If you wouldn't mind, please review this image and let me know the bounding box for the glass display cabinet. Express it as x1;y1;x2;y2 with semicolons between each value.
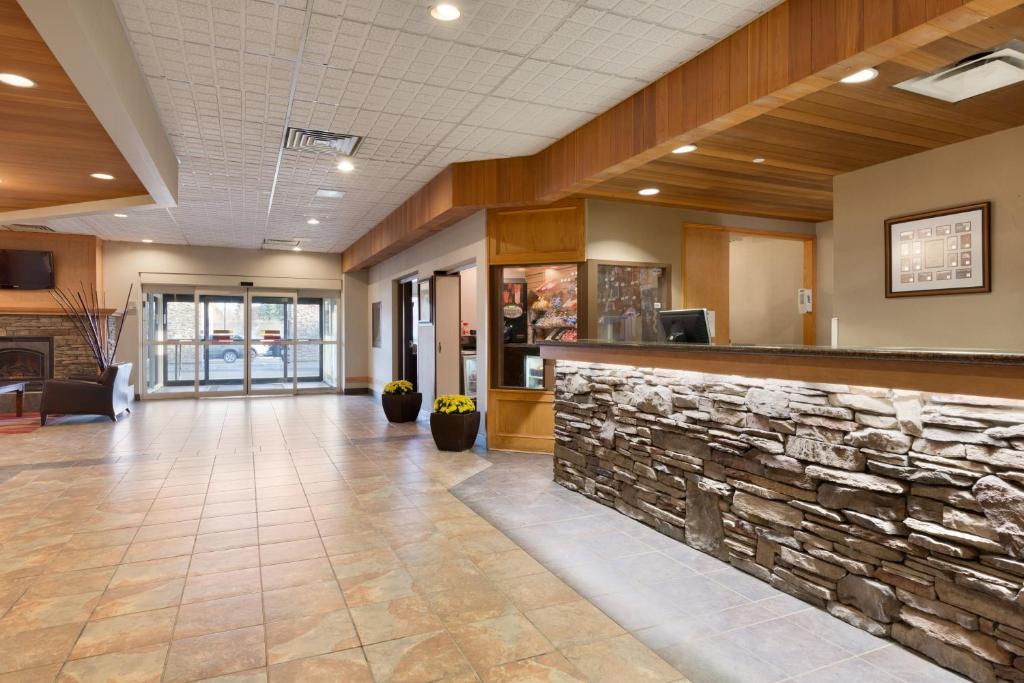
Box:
587;260;671;342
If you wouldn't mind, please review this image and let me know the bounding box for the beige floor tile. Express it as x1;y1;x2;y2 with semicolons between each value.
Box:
22;567;115;600
267;648;372;683
45;546;127;573
182;567;262;605
189;547;260;577
480;652;588;683
65;528;138;551
561;634;681;683
422;580;516;626
175;593;264;640
133;520;200;544
256;522;318;546
107;555;190;590
92;578;185;619
123;536;195;563
448;613;555;670
349;595;444;646
364;630;473;683
0;623;83;674
193;528;259;554
256;509;312;527
192;668;266;683
493;573;580;613
475;549;547;582
407;558;484;594
0;662;63;682
265;609;358;665
164;625;267;683
259;558;334;592
70;607;176;660
525;599;624;648
57;643;168;683
258;538;324;566
320;530;389;556
198;514;258;535
262;580;346;623
339;567;418;607
2;591;102;631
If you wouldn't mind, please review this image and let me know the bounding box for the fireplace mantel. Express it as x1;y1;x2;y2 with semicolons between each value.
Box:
0;307;117;316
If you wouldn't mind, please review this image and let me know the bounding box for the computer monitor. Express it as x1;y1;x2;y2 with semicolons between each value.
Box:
658;308;711;344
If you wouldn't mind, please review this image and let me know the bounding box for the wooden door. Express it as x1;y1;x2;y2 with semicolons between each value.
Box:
433;274;462;397
682;226;731;344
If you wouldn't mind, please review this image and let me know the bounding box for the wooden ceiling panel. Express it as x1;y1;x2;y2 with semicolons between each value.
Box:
0;0;146;213
582;6;1024;223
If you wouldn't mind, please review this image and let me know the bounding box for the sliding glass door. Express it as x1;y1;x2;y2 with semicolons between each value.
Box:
142;286;339;398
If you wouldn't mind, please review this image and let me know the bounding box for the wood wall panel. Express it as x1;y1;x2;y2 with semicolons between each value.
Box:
341;0;1002;271
487;199;585;266
487;388;555;453
0;231;103;312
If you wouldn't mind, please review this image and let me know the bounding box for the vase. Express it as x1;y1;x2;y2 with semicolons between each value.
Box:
381;392;422;423
429;411;481;451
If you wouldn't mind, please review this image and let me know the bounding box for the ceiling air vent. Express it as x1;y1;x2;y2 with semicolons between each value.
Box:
895;40;1024;103
261;238;300;251
1;224;55;232
283;127;362;155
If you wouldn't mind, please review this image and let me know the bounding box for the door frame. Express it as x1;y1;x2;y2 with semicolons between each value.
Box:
682;223;817;346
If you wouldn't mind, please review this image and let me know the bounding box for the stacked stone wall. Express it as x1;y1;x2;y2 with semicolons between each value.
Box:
553;360;1024;683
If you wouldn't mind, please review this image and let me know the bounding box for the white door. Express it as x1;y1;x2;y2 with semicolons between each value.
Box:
434;274;461;397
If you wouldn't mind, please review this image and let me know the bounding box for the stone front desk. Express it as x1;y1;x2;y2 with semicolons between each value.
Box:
540;341;1024;683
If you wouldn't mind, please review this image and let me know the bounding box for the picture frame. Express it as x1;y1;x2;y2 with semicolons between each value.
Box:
417;278;432;322
371;301;382;348
884;201;990;298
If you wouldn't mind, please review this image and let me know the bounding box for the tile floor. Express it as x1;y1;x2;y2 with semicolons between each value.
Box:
0;396;679;682
0;396;963;682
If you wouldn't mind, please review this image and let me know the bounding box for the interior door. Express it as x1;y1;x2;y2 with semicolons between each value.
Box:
434;274;461;397
247;291;296;394
683;225;731;344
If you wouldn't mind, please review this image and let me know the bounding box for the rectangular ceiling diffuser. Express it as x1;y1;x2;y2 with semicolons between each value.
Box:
283;127;362;155
895;40;1024;103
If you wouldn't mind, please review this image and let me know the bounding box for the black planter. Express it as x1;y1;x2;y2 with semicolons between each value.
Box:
429;411;481;451
382;392;422;423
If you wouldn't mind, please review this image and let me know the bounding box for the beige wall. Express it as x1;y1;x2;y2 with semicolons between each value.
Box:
459;267;478;332
102;241;343;386
833;124;1024;350
365;211;488;428
729;235;804;345
585;199;817;309
815;221;835;345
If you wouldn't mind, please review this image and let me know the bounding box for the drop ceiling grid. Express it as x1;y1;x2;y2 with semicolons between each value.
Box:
44;0;781;252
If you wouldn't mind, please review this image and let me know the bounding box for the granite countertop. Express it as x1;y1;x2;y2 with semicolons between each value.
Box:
536;339;1024;366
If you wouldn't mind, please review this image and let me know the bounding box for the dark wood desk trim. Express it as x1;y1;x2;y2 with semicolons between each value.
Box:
0;382;28;417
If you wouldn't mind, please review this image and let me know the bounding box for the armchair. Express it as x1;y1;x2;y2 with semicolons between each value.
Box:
40;362;133;425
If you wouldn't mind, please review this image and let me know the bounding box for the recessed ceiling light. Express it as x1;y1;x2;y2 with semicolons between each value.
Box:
113;213;128;218
672;144;698;155
315;189;345;199
306;218;320;225
431;3;460;21
752;158;766;164
336;159;355;173
142;239;153;243
292;246;302;252
90;173;115;180
638;188;660;196
0;73;35;88
841;68;879;84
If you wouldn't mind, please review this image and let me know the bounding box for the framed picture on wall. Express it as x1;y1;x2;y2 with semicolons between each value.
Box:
884;202;990;298
417;278;432;322
371;302;382;348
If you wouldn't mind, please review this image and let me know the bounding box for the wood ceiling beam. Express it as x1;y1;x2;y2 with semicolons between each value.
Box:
342;0;1020;272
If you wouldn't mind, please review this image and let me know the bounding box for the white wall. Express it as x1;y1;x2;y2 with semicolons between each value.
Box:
459;267;478;332
365;211;488;426
103;241;343;386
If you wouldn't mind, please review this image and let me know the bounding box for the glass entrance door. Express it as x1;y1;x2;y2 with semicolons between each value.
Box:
198;290;247;395
247;292;296;394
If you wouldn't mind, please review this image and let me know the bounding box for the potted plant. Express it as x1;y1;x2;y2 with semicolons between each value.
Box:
381;380;422;423
430;394;480;451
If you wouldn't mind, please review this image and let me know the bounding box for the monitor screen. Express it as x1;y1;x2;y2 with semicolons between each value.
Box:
658;308;711;344
0;250;55;290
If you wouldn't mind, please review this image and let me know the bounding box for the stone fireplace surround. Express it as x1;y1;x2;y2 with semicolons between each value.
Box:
0;314;101;412
553;361;1024;683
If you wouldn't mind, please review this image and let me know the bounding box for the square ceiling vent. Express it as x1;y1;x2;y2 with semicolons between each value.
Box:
283;127;362;155
895;40;1024;102
262;238;300;251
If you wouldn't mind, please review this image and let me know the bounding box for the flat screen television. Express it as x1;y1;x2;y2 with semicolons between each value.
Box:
0;250;55;290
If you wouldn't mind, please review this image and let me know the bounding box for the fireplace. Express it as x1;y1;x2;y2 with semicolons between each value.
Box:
0;337;54;390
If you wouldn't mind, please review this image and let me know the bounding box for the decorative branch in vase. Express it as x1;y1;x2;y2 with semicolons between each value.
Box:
49;283;133;374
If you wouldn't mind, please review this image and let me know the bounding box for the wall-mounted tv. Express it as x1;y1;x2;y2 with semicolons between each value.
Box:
0;250;56;290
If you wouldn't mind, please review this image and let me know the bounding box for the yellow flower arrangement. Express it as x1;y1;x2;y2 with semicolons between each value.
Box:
433;394;476;414
383;379;415;395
